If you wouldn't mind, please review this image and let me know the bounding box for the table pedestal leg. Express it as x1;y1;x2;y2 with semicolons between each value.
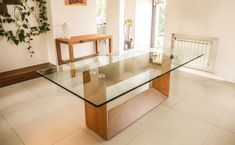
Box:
85;103;108;139
152;73;170;97
83;70;108;139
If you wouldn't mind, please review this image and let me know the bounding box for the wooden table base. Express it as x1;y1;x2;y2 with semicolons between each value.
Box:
84;73;170;140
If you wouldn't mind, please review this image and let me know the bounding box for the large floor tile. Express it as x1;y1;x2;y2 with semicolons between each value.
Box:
0;114;23;145
0;83;38;110
0;114;11;134
40;89;80;110
58;100;86;128
163;71;207;107
21;77;61;97
162;92;186;108
54;129;104;145
103;121;143;145
202;79;235;97
216;100;235;133
203;127;235;145
145;109;212;145
127;129;180;145
14;111;79;145
174;90;231;124
1;99;54;128
0;130;24;145
137;105;172;129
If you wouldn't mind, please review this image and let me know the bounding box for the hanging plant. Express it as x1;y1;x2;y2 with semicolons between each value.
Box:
0;0;50;57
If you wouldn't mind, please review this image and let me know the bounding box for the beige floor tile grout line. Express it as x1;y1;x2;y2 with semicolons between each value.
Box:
21;79;60;98
0;112;26;145
51;128;82;145
198;97;233;145
162;103;216;126
213;101;235;134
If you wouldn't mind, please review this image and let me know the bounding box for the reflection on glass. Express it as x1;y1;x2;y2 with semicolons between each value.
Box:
38;49;203;107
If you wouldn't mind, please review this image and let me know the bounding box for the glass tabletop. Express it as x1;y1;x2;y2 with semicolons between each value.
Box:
37;49;204;107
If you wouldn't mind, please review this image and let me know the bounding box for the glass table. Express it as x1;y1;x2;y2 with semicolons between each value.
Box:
38;49;204;140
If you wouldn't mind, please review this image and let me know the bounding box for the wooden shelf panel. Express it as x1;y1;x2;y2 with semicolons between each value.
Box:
0;63;55;87
107;88;167;139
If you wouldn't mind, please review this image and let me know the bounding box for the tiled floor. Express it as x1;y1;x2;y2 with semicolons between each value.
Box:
0;70;235;145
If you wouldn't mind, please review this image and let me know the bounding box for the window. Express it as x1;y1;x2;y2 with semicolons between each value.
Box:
152;0;167;48
96;0;107;25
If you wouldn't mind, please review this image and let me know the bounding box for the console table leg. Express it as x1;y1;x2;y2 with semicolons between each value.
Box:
56;40;63;65
68;43;75;63
95;40;99;54
108;38;112;53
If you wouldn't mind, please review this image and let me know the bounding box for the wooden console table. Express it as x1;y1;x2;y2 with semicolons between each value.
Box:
55;34;112;65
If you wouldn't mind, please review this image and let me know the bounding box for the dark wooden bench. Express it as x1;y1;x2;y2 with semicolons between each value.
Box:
0;63;55;87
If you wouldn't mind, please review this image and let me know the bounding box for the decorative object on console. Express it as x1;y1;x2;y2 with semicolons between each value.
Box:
124;18;133;49
150;52;163;64
61;22;70;39
0;0;50;57
65;0;87;6
150;48;163;64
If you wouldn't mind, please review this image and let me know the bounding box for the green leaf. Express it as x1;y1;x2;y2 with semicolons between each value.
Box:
0;0;50;57
13;39;19;45
23;24;28;29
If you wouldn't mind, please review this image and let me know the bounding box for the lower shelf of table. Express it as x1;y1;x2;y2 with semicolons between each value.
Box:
108;87;167;139
85;87;168;140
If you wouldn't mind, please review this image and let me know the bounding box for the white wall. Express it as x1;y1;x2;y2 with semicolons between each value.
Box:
164;0;235;83
47;0;97;64
106;0;124;52
134;0;152;49
0;6;49;72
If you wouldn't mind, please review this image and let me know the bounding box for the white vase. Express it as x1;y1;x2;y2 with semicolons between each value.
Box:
61;22;70;39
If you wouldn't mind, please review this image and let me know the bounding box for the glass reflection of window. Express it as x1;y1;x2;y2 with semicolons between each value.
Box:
96;0;107;25
154;0;167;48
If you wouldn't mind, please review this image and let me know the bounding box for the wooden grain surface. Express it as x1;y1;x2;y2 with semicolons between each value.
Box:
0;63;55;87
152;73;171;96
108;88;167;139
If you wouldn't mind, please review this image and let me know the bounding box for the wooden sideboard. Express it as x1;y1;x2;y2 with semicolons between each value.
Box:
55;34;112;65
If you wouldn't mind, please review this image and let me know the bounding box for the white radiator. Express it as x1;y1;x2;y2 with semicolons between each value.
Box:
171;34;218;72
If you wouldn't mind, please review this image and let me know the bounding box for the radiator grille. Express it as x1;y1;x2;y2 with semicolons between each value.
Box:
172;34;218;72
